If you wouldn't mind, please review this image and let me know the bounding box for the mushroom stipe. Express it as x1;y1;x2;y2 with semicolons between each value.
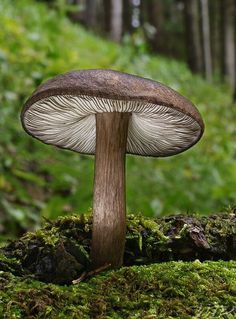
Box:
21;69;204;269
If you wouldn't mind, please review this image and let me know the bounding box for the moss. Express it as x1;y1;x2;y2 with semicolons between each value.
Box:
0;261;236;318
1;212;236;317
0;253;22;274
1;211;236;284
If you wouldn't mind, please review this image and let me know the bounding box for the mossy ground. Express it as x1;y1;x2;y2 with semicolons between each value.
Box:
0;261;236;318
0;213;236;318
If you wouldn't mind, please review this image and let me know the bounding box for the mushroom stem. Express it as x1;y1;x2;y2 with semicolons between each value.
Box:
91;112;130;269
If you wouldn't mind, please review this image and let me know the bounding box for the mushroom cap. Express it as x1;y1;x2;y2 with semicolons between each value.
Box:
21;69;204;157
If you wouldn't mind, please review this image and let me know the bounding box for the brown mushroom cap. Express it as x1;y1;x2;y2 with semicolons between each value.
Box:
21;69;204;156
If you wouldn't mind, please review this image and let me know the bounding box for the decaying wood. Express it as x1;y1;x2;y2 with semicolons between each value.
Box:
2;211;236;284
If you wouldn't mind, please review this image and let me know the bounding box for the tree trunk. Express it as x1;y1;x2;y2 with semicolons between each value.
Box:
184;0;203;74
110;0;123;42
142;0;164;52
200;0;213;81
86;0;97;28
122;0;132;34
222;0;235;86
67;0;86;24
209;0;221;75
102;0;111;34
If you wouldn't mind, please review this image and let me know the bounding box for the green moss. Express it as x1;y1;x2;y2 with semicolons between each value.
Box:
1;212;236;284
0;253;22;274
1;213;236;317
0;261;236;318
24;228;60;246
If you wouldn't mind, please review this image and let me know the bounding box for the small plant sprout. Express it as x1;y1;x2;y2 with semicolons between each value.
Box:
21;69;204;269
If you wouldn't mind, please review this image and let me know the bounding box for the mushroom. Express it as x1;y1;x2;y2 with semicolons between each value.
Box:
21;69;204;269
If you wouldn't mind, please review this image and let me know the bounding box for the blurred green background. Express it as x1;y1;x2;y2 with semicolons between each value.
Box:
1;0;236;239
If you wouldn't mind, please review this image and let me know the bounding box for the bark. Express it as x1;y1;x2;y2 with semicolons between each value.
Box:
91;112;130;269
86;0;97;28
142;0;164;52
184;0;203;74
67;0;86;24
102;0;111;33
221;0;235;86
200;0;213;81
110;0;123;42
209;0;221;75
122;0;132;34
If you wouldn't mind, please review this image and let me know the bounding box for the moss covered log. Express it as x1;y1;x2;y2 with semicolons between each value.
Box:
1;212;236;318
1;211;236;284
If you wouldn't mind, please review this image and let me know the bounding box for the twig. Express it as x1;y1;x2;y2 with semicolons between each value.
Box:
72;263;111;284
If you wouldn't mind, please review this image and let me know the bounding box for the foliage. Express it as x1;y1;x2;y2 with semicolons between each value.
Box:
1;0;236;235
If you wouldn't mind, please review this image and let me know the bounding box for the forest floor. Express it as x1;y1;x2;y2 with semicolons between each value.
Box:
1;212;236;318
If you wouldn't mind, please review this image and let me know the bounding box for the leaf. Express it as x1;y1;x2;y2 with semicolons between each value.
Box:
12;169;45;187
